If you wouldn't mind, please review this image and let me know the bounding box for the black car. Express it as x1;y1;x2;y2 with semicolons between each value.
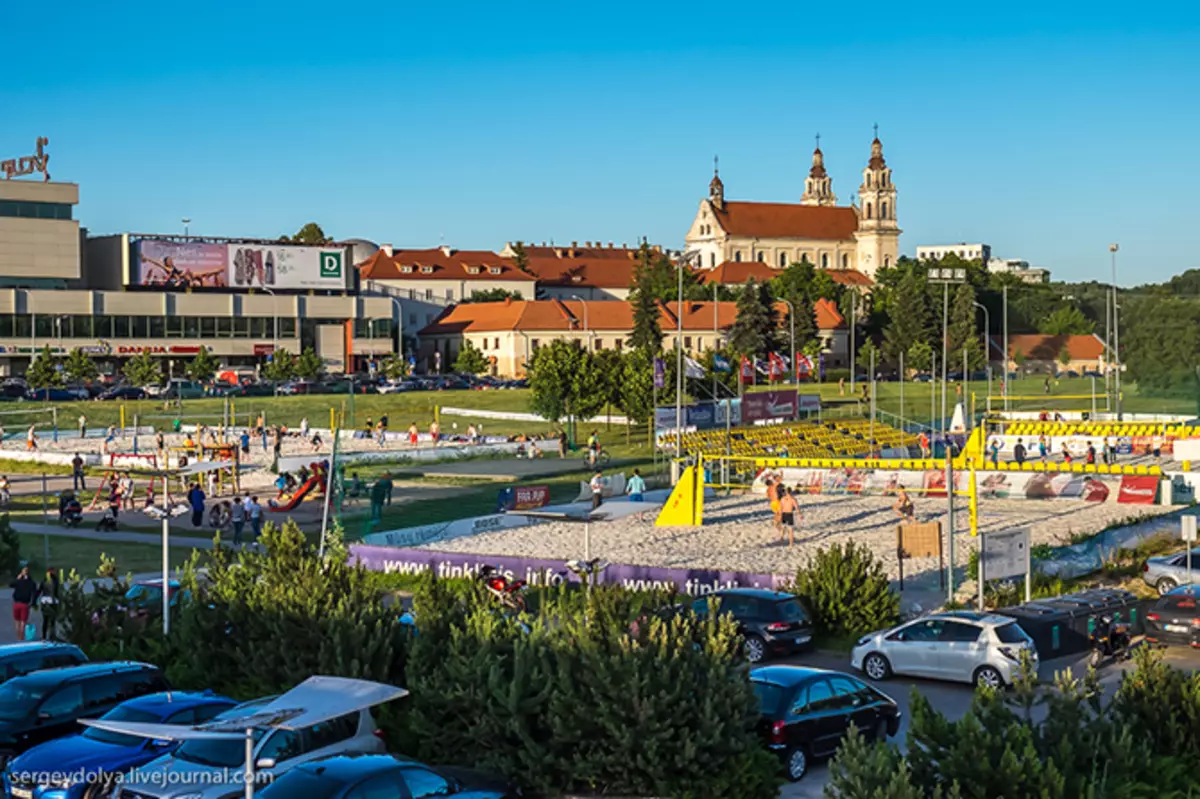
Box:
258;753;521;798
98;386;147;401
0;642;87;685
692;588;813;663
1147;586;1200;647
750;665;900;781
0;661;169;765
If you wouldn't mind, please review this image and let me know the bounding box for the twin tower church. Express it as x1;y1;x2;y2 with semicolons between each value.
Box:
684;134;901;280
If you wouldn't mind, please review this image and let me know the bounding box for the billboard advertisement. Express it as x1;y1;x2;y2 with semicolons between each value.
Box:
133;239;347;291
743;390;800;423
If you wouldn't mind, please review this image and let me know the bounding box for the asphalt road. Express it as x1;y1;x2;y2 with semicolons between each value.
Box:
774;645;1200;798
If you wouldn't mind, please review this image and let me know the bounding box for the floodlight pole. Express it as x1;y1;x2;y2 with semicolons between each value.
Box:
161;477;171;636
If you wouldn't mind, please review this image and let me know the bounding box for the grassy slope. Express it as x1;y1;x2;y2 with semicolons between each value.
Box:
17;533;195;578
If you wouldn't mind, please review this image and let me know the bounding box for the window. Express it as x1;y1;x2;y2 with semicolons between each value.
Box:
305;713;358;752
114;316;131;337
884;255;891;268
445;289;454;301
734;251;742;262
257;728;304;764
399;767;453;799
425;289;434;301
489;266;502;275
710;253;716;267
779;253;787;267
881;202;888;219
866;203;873;219
594;339;603;349
481;339;488;350
279;318;298;338
821;254;828;268
755;252;763;262
82;676;126;711
531;339;540;349
400;265;413;274
895;620;943;642
420;265;434;274
842;254;849;269
0;200;73;220
827;676;865;707
800;679;836;713
684;336;692;349
614;339;623;350
183;317;199;338
939;622;982;643
493;337;499;349
38;685;84;718
409;313;417;326
166;707;197;725
994;623;1033;645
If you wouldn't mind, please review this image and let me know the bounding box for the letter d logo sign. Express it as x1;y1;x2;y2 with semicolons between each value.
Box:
319;251;343;279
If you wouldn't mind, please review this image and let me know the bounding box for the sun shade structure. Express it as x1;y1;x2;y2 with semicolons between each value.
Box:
79;677;408;798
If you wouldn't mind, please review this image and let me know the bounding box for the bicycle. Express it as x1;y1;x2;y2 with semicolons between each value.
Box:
582;449;611;468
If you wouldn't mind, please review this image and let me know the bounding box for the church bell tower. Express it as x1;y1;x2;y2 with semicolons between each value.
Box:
855;127;901;278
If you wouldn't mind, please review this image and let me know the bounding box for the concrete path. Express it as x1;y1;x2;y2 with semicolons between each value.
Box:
9;521;215;550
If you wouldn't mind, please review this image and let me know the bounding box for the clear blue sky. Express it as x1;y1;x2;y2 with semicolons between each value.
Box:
3;1;1196;284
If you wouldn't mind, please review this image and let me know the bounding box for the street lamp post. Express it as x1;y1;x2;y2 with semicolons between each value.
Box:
674;252;700;456
262;288;279;391
781;299;796;386
1110;244;1121;419
181;218;191;239
973;301;991;412
928;266;966;603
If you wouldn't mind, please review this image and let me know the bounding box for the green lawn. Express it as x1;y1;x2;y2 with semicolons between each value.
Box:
18;533;197;578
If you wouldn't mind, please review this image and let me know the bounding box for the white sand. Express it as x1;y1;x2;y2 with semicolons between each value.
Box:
421;492;1174;580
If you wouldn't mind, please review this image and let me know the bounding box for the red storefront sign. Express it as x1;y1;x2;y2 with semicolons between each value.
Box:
253;344;276;355
1117;475;1159;504
115;345;202;355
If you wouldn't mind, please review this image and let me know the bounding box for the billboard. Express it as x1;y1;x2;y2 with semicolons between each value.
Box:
743;389;800;423
132;239;347;291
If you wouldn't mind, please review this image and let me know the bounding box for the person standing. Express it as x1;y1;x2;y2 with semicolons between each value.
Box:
989;438;1000;467
1013;438;1027;467
765;477;782;537
466;424;477;444
71;453;86;491
248;496;263;540
78;414;87;439
10;567;37;639
557;430;567;459
1038;435;1048;463
408;422;419;446
376;420;387;448
589;470;604;511
369;477;389;521
272;427;282;461
778;488;799;548
1061;441;1073;464
626;469;646;502
1086;441;1097;465
299;417;309;440
187;482;206;528
230;495;246;545
155;429;166;456
26;424;37;451
122;472;137;510
38;569;60;641
429;420;440;446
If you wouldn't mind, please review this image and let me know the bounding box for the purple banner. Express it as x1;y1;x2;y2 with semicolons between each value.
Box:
653;358;665;390
743;389;800;422
349;544;787;596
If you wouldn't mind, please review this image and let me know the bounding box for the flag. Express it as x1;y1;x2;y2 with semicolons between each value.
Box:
684;356;705;379
740;356;754;383
653;357;665;389
713;354;731;373
768;353;786;381
796;355;814;380
754;358;769;376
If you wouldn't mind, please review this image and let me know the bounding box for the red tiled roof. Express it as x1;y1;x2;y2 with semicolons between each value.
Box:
518;245;640;260
828;270;873;287
358;248;533;282
992;334;1104;361
714;201;858;240
814;298;845;329
696;261;872;289
522;256;638;289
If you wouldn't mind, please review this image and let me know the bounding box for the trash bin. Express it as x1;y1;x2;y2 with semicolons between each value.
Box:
997;588;1149;658
997;602;1078;657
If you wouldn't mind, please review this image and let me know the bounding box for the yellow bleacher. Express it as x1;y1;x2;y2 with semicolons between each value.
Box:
662;418;919;461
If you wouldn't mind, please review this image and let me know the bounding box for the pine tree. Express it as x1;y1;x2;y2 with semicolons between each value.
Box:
121;351;161;388
947;282;984;370
789;295;818;350
26;346;63;389
728;279;772;359
628;284;663;354
185;347;219;382
883;269;931;365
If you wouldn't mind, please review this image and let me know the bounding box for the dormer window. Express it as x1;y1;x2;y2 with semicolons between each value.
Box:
400;265;413;274
489;266;502;275
466;266;482;275
571;275;582;282
420;265;434;274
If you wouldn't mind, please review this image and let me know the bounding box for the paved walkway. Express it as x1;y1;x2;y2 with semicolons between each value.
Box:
9;521;215;550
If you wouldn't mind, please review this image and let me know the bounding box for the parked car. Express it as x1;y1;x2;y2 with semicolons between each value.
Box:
117;698;386;798
0;643;87;686
911;373;932;383
159;380;205;400
277;380;330;396
376;380;414;395
750;665;900;781
97;386;146;401
141;384;164;398
258;753;522;798
23;389;78;402
0;384;28;400
851;611;1038;688
1146;586;1200;647
3;690;235;799
0;662;169;767
1142;548;1200;595
692;588;814;663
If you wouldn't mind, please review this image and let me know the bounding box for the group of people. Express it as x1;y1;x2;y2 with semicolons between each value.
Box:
198;492;265;545
994;436;1120;467
8;567;60;641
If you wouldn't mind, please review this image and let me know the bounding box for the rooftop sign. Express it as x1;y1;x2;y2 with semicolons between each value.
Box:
1;137;50;181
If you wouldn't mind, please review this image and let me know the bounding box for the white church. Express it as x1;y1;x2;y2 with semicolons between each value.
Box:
684;134;901;280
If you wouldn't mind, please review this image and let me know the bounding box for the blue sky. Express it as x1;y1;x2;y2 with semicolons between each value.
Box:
3;1;1197;284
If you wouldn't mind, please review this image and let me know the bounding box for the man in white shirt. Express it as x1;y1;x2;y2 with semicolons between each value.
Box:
590;471;604;511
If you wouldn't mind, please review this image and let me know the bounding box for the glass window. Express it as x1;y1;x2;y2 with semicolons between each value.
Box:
193;702;229;723
82;675;125;710
216;317;233;338
399;767;452;799
614;339;623;350
445;289;454;301
165;707;197;724
233;317;250;337
250;318;268;338
34;315;53;337
899;620;943;642
481;339;488;351
828;676;864;700
279;318;297;338
165;316;184;337
183;317;200;338
773;599;809;622
38;684;84;718
128;316;147;338
0;315;13;337
424;289;433;301
994;623;1032;645
940;622;983;643
372;319;390;337
779;253;787;267
200;317;216;338
594;339;603;350
734;251;742;262
751;680;785;715
13;314;31;338
800;679;835;713
305;712;357;752
257;729;304;764
409;313;417;326
531;339;540;349
113;316;131;337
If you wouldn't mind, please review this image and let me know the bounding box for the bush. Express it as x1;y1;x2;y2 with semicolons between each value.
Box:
791;540;899;638
0;515;20;578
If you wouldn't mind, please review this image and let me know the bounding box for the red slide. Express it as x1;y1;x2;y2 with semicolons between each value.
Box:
269;475;321;512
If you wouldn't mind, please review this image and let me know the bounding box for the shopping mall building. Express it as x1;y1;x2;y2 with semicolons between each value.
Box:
0;146;395;377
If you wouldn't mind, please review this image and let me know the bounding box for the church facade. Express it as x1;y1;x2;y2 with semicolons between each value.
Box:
684;136;901;279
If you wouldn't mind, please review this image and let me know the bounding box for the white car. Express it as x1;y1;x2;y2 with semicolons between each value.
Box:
851;611;1038;689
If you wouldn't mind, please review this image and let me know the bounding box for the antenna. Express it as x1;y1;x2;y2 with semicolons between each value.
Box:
873;123;879;139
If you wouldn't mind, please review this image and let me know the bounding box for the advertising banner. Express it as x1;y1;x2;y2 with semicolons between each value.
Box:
497;485;551;512
653;358;665;389
133;239;347;291
655;401;741;433
348;544;788;595
743;390;799;423
798;394;821;413
1118;475;1160;504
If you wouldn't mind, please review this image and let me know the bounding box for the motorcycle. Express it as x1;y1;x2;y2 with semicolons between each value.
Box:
479;565;528;612
60;499;83;528
1089;614;1135;667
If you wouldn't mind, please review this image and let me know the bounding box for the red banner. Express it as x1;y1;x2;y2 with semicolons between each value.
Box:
740;356;754;384
1117;475;1159;504
795;355;813;380
768;353;786;382
497;484;551;512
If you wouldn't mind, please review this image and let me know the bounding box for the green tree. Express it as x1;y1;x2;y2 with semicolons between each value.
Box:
618;347;657;444
379;353;410;381
25;346;62;389
859;339;881;376
294;347;325;381
786;295;817;351
947;282;984;370
121;351;162;388
62;347;98;385
283;222;329;244
185;347;219;382
463;288;523;304
453;340;490;375
1057;344;1072;371
510;242;531;275
528;340;605;423
591;348;625;429
261;348;297;383
791;540;899;638
883;269;931;365
628;264;665;354
1040;305;1095;335
728;278;774;359
906;340;934;374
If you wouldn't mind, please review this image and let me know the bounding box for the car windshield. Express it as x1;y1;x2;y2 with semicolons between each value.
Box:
775;599;809;621
994;622;1032;645
83;705;161;746
175;729;266;768
750;681;785;716
0;679;52;720
254;768;344;798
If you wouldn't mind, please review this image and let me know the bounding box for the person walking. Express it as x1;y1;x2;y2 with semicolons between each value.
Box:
1013;438;1027;467
228;495;244;544
71;453;86;491
272;427;282;461
376;420;387;448
589;470;604;511
187;482;206;528
766;477;782;537
369;477;389;521
917;430;931;460
1038;435;1048;463
1061;441;1073;464
239;430;250;456
26;424;37;451
248;496;263;541
626;469;646;502
122;472;136;511
557;430;567;458
10;567;37;639
38;568;60;641
408;422;419;446
429;420;440;446
989;438;1001;467
77;414;87;440
1086;441;1097;465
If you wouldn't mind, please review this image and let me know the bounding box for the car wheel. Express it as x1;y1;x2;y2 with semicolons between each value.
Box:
974;665;1004;689
784;746;809;781
1157;577;1178;596
863;652;892;680
744;634;767;663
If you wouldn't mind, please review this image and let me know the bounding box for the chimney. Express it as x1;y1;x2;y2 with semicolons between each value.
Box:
380;243;394;256
608;241;614;248
571;241;578;248
504;295;513;306
439;244;454;257
585;241;591;248
622;242;627;248
516;240;523;247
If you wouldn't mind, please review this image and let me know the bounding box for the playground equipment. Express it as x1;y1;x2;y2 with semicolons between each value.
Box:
269;460;330;512
168;440;241;495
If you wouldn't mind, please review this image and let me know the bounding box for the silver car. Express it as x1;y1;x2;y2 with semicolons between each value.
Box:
1142;548;1200;595
115;699;385;799
851;611;1038;689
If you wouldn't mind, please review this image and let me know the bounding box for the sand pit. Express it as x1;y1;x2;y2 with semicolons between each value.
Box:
420;493;1174;581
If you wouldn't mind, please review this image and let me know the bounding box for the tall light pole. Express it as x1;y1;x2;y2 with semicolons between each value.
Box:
262;288;279;386
1002;284;1010;410
929;266;965;602
1109;244;1121;419
570;295;590;348
781;299;796;386
675;251;700;454
973;301;991;408
181;218;191;239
